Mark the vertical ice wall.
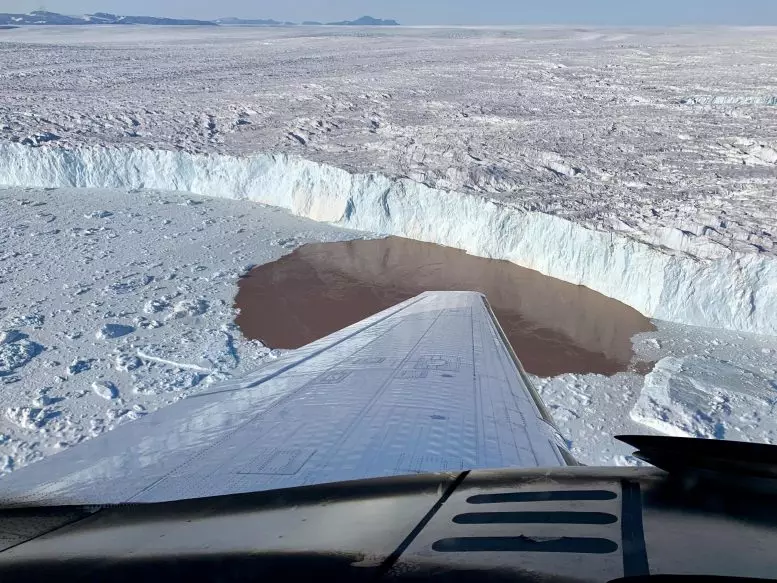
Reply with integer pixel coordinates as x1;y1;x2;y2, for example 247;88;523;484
0;143;775;335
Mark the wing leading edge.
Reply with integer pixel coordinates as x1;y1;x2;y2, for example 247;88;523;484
0;291;571;506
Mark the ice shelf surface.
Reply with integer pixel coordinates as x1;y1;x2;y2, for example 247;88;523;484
1;26;776;334
0;25;776;472
0;142;774;336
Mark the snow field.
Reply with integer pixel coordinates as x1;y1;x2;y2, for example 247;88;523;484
0;25;776;471
534;321;777;465
0;186;358;472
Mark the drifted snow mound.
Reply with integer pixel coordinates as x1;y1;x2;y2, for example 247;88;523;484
1;142;776;335
96;323;135;340
681;95;777;107
631;356;777;439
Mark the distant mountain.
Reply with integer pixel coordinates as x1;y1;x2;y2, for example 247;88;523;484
0;11;400;27
109;15;216;26
325;15;400;26
86;12;119;23
0;10;216;26
214;17;295;26
217;15;400;26
0;10;83;25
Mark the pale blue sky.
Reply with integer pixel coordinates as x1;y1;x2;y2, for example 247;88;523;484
5;0;777;25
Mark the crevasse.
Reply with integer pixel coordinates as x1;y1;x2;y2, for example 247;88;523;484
1;142;775;335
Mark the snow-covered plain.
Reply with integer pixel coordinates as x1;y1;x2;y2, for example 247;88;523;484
1;26;776;334
534;321;777;465
0;25;776;470
2;26;776;255
0;186;357;471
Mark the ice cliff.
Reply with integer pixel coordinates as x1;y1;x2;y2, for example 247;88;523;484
1;143;775;335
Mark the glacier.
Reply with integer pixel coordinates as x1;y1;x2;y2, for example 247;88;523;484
0;142;775;336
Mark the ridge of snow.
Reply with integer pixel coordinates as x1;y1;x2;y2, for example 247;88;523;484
681;95;777;107
0;142;775;336
630;354;777;440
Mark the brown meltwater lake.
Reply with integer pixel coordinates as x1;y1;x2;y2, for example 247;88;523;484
234;237;655;377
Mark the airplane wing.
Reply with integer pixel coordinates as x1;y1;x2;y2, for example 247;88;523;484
0;291;571;506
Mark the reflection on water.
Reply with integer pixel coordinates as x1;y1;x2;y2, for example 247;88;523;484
235;237;655;377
